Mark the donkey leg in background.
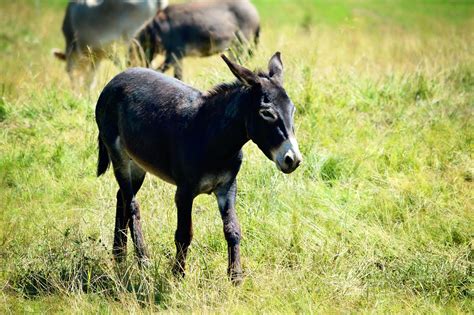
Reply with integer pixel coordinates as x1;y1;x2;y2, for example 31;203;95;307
172;186;194;277
157;52;184;80
85;51;103;91
172;54;184;81
84;62;98;91
215;180;243;284
68;53;98;91
63;41;80;89
157;52;173;74
66;51;82;91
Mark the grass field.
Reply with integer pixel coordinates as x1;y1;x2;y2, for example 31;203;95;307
1;0;473;313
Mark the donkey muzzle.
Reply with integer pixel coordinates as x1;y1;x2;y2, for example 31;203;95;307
273;137;302;174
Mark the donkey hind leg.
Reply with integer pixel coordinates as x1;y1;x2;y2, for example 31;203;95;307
127;161;149;265
113;188;127;263
109;144;149;265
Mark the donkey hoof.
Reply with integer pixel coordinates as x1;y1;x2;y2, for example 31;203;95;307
113;256;126;265
172;263;186;278
137;257;151;269
113;253;127;265
229;270;243;286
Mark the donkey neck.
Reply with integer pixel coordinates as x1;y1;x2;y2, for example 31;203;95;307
196;83;254;162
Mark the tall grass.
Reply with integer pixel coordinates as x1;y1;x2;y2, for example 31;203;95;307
1;0;473;313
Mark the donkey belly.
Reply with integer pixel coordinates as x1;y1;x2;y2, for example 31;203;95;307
127;149;176;185
180;12;237;57
121;134;176;185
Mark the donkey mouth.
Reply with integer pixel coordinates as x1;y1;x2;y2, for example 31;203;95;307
276;159;301;174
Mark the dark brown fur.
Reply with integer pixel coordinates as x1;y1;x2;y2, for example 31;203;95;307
95;53;301;284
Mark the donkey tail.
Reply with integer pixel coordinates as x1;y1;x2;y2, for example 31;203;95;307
97;135;110;177
52;48;66;61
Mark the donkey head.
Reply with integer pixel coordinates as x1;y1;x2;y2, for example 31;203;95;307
130;14;165;66
222;52;302;174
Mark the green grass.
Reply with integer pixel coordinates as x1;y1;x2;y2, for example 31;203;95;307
1;0;473;313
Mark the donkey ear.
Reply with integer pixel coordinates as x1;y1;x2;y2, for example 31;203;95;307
221;54;259;87
268;52;283;84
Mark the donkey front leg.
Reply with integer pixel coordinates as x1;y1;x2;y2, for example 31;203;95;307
172;58;183;81
215;180;242;284
157;52;174;74
172;187;194;277
157;52;183;80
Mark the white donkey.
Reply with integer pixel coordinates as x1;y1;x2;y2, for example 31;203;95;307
54;0;168;88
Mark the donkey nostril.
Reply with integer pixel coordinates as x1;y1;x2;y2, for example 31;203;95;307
284;154;294;166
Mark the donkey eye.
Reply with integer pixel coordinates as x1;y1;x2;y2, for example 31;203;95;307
259;108;278;122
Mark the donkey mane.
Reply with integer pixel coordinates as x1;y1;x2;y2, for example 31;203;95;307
203;70;269;100
204;81;243;100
